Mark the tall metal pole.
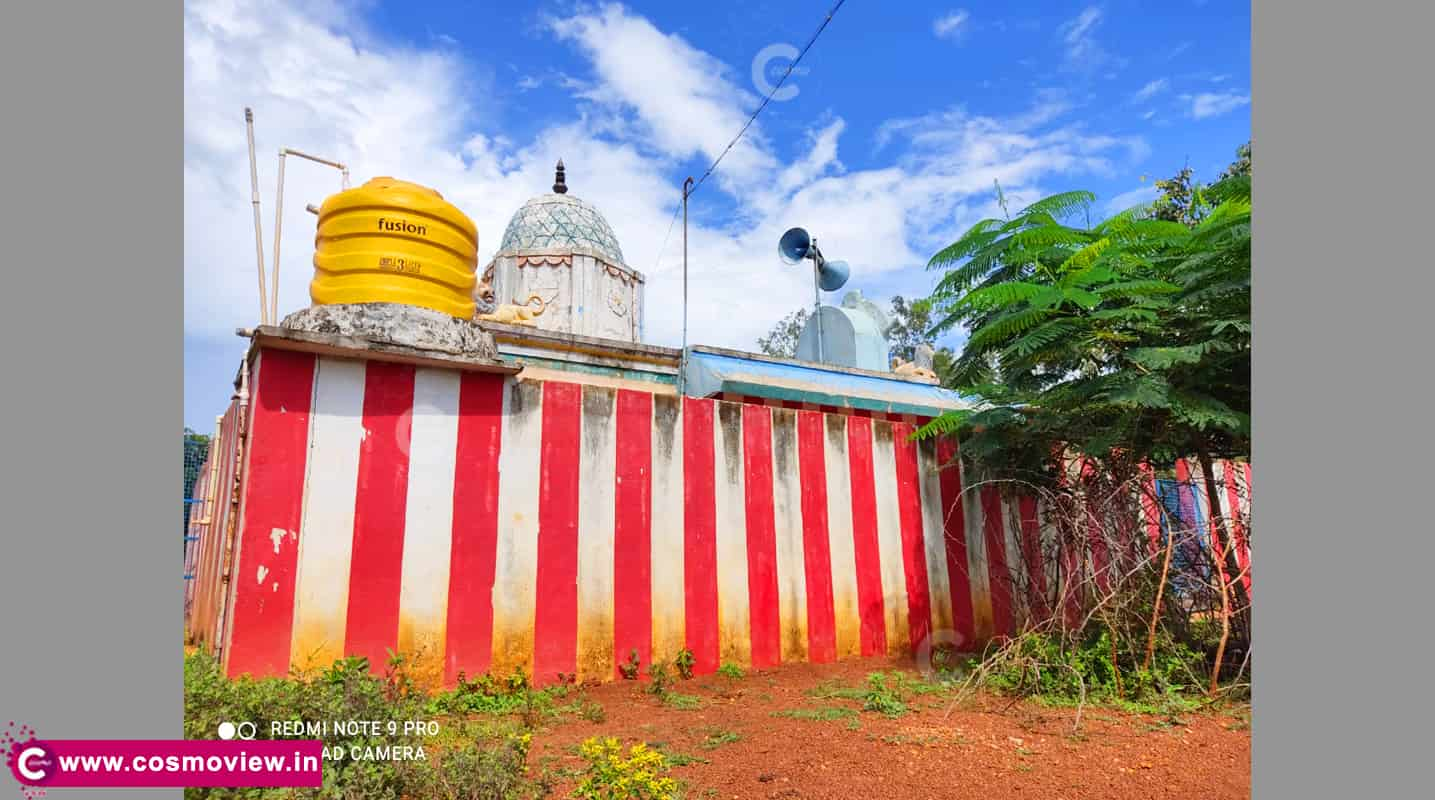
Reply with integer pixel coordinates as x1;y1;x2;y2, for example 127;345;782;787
680;177;694;396
812;243;825;363
244;108;269;326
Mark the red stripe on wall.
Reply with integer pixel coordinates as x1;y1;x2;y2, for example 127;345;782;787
1138;462;1162;556
226;349;315;678
741;404;781;668
683;397;720;675
796;411;837;663
613;390;654;677
444;372;506;685
935;438;976;650
846;416;887;657
1017;495;1050;622
344;361;415;673
534;381;581;685
891;423;933;654
980;486;1014;640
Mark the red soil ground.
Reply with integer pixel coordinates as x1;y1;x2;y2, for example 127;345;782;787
529;657;1250;800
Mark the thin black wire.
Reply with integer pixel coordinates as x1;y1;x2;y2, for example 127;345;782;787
689;0;847;198
651;0;848;274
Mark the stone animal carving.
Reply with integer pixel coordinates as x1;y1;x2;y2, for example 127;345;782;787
891;357;938;381
475;294;547;326
474;276;497;311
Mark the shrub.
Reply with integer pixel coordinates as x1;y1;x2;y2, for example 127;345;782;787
573;737;678;800
618;649;642;681
716;663;745;679
183;651;535;800
673;650;696;680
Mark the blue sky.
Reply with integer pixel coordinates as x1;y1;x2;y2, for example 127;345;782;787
183;0;1250;430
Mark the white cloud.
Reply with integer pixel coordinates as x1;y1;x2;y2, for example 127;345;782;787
1060;7;1103;62
1104;185;1158;216
545;3;775;190
184;0;1147;369
1188;91;1250;119
933;10;970;40
1132;78;1168;103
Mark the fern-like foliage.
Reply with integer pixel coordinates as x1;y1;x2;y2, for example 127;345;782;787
915;162;1251;486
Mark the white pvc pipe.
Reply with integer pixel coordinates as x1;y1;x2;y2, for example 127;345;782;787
270;147;348;322
269;151;286;325
244;108;268;325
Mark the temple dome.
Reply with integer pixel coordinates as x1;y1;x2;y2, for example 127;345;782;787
495;161;626;265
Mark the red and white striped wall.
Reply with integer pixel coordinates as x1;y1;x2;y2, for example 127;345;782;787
193;345;1253;687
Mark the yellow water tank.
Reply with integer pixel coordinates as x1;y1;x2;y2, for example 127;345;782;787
310;177;479;319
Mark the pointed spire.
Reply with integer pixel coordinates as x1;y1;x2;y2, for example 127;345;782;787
553;159;567;194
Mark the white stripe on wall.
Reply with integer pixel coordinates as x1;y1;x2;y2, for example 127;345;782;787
576;387;618;682
713;403;751;667
770;409;809;664
823;416;861;659
869;421;911;655
290;357;365;670
650;397;686;662
491;379;543;676
916;439;955;642
961;460;994;640
1002;497;1027;626
396;368;461;673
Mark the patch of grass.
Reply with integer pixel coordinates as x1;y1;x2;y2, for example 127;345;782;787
772;706;858;722
862;673;909;717
805;679;867;701
577;698;607;723
653;746;709;768
661;692;703;710
717;662;745;679
699;728;742;750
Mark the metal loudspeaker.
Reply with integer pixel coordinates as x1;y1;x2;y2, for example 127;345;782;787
778;227;812;264
817;259;850;292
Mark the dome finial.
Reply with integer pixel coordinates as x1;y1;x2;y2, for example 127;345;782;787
553;159;567;194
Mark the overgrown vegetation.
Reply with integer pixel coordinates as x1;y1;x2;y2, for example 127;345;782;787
184;651;541;800
915;143;1253;709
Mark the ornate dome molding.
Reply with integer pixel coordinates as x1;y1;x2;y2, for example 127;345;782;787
496;192;628;267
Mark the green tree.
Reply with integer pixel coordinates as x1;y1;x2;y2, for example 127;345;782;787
916;157;1251;588
916;147;1251;689
884;295;956;369
756;308;809;358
